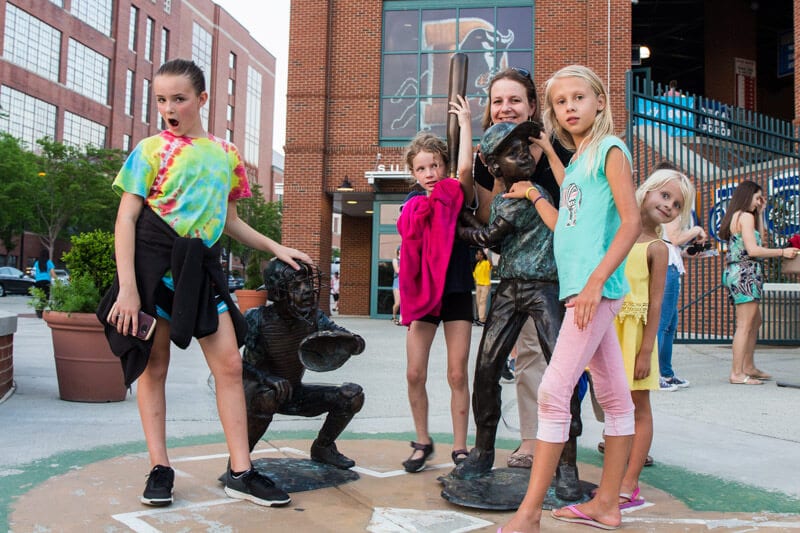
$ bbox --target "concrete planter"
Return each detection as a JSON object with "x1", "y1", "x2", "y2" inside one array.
[{"x1": 43, "y1": 311, "x2": 127, "y2": 402}]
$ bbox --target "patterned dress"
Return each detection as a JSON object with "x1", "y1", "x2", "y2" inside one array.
[
  {"x1": 615, "y1": 240, "x2": 661, "y2": 391},
  {"x1": 723, "y1": 231, "x2": 763, "y2": 304}
]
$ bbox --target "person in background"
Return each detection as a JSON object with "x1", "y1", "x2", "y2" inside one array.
[
  {"x1": 472, "y1": 248, "x2": 491, "y2": 326},
  {"x1": 391, "y1": 246, "x2": 401, "y2": 325},
  {"x1": 330, "y1": 271, "x2": 340, "y2": 313},
  {"x1": 719, "y1": 180, "x2": 799, "y2": 385},
  {"x1": 32, "y1": 249, "x2": 56, "y2": 298}
]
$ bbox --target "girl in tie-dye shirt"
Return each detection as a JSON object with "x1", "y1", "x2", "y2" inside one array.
[{"x1": 105, "y1": 58, "x2": 310, "y2": 509}]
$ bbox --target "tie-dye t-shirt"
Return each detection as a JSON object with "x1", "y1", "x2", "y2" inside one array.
[{"x1": 113, "y1": 131, "x2": 251, "y2": 246}]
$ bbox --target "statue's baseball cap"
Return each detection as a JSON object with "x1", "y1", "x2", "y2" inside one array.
[{"x1": 480, "y1": 120, "x2": 543, "y2": 158}]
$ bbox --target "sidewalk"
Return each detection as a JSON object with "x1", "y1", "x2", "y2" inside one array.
[{"x1": 1, "y1": 294, "x2": 799, "y2": 531}]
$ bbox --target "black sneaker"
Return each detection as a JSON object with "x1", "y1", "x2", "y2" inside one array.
[
  {"x1": 224, "y1": 468, "x2": 291, "y2": 507},
  {"x1": 310, "y1": 440, "x2": 356, "y2": 469},
  {"x1": 140, "y1": 465, "x2": 174, "y2": 506}
]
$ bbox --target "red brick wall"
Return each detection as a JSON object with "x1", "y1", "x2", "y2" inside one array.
[
  {"x1": 0, "y1": 333, "x2": 13, "y2": 399},
  {"x1": 795, "y1": 0, "x2": 800, "y2": 126},
  {"x1": 285, "y1": 0, "x2": 634, "y2": 315}
]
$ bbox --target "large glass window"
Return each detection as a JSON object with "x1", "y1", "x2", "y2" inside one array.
[
  {"x1": 141, "y1": 79, "x2": 151, "y2": 124},
  {"x1": 160, "y1": 28, "x2": 169, "y2": 66},
  {"x1": 128, "y1": 6, "x2": 138, "y2": 51},
  {"x1": 125, "y1": 70, "x2": 134, "y2": 116},
  {"x1": 381, "y1": 1, "x2": 533, "y2": 143},
  {"x1": 244, "y1": 66, "x2": 262, "y2": 165},
  {"x1": 66, "y1": 39, "x2": 110, "y2": 104},
  {"x1": 63, "y1": 111, "x2": 106, "y2": 148},
  {"x1": 0, "y1": 86, "x2": 57, "y2": 149},
  {"x1": 144, "y1": 17, "x2": 154, "y2": 62},
  {"x1": 71, "y1": 0, "x2": 112, "y2": 36},
  {"x1": 3, "y1": 5, "x2": 61, "y2": 83},
  {"x1": 192, "y1": 22, "x2": 213, "y2": 130}
]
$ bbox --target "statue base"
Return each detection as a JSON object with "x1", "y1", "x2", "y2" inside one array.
[
  {"x1": 440, "y1": 467, "x2": 596, "y2": 511},
  {"x1": 219, "y1": 457, "x2": 360, "y2": 493}
]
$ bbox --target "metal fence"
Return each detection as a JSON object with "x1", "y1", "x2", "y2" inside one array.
[{"x1": 625, "y1": 72, "x2": 800, "y2": 344}]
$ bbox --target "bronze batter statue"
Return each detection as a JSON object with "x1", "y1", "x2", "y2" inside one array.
[
  {"x1": 242, "y1": 259, "x2": 365, "y2": 470},
  {"x1": 450, "y1": 121, "x2": 583, "y2": 501}
]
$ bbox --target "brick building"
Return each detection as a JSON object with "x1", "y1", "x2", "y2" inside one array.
[
  {"x1": 283, "y1": 0, "x2": 799, "y2": 321},
  {"x1": 0, "y1": 0, "x2": 279, "y2": 269}
]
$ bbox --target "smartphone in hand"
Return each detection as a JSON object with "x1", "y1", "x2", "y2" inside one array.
[{"x1": 130, "y1": 311, "x2": 157, "y2": 341}]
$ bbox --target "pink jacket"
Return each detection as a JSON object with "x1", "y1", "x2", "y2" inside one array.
[{"x1": 396, "y1": 179, "x2": 463, "y2": 325}]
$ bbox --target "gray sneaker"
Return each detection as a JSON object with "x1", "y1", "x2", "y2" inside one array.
[
  {"x1": 224, "y1": 468, "x2": 291, "y2": 507},
  {"x1": 659, "y1": 377, "x2": 678, "y2": 391},
  {"x1": 665, "y1": 375, "x2": 690, "y2": 388}
]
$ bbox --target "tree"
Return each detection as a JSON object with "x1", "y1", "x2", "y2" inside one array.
[
  {"x1": 4, "y1": 138, "x2": 124, "y2": 260},
  {"x1": 0, "y1": 133, "x2": 37, "y2": 253},
  {"x1": 229, "y1": 182, "x2": 282, "y2": 287}
]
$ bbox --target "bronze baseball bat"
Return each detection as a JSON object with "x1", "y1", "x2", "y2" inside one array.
[{"x1": 446, "y1": 53, "x2": 468, "y2": 179}]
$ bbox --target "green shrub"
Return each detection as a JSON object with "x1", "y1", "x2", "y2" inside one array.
[
  {"x1": 61, "y1": 230, "x2": 116, "y2": 295},
  {"x1": 48, "y1": 275, "x2": 101, "y2": 313},
  {"x1": 244, "y1": 257, "x2": 265, "y2": 290},
  {"x1": 28, "y1": 286, "x2": 49, "y2": 312}
]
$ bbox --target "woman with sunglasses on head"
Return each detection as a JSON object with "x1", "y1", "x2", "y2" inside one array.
[{"x1": 458, "y1": 68, "x2": 582, "y2": 500}]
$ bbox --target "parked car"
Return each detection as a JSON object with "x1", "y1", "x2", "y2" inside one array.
[
  {"x1": 227, "y1": 275, "x2": 245, "y2": 292},
  {"x1": 0, "y1": 266, "x2": 36, "y2": 297},
  {"x1": 53, "y1": 269, "x2": 70, "y2": 284}
]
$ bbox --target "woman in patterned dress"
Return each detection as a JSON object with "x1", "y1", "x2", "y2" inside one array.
[{"x1": 719, "y1": 180, "x2": 799, "y2": 385}]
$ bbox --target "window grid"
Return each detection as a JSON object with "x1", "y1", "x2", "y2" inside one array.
[
  {"x1": 164, "y1": 0, "x2": 172, "y2": 15},
  {"x1": 70, "y1": 0, "x2": 112, "y2": 36},
  {"x1": 380, "y1": 2, "x2": 533, "y2": 143},
  {"x1": 144, "y1": 17, "x2": 154, "y2": 62},
  {"x1": 66, "y1": 39, "x2": 110, "y2": 105},
  {"x1": 160, "y1": 28, "x2": 169, "y2": 66},
  {"x1": 128, "y1": 6, "x2": 138, "y2": 51},
  {"x1": 3, "y1": 5, "x2": 61, "y2": 83},
  {"x1": 244, "y1": 66, "x2": 262, "y2": 165},
  {"x1": 122, "y1": 134, "x2": 131, "y2": 152},
  {"x1": 192, "y1": 22, "x2": 213, "y2": 130},
  {"x1": 142, "y1": 79, "x2": 151, "y2": 124},
  {"x1": 0, "y1": 86, "x2": 57, "y2": 149},
  {"x1": 125, "y1": 70, "x2": 134, "y2": 116},
  {"x1": 63, "y1": 111, "x2": 106, "y2": 148}
]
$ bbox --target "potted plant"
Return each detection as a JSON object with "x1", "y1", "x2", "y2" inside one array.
[
  {"x1": 41, "y1": 230, "x2": 127, "y2": 402},
  {"x1": 234, "y1": 256, "x2": 268, "y2": 313},
  {"x1": 28, "y1": 286, "x2": 48, "y2": 319}
]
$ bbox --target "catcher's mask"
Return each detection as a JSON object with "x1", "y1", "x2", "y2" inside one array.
[{"x1": 262, "y1": 259, "x2": 322, "y2": 322}]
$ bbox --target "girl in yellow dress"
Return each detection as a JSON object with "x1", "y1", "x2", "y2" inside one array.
[{"x1": 613, "y1": 168, "x2": 694, "y2": 508}]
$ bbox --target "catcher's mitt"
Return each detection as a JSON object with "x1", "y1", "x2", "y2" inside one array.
[{"x1": 298, "y1": 330, "x2": 365, "y2": 372}]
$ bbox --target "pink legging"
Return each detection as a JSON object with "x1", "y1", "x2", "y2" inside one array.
[{"x1": 537, "y1": 297, "x2": 634, "y2": 443}]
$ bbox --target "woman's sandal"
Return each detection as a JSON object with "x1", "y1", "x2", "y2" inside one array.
[
  {"x1": 451, "y1": 449, "x2": 469, "y2": 465},
  {"x1": 402, "y1": 440, "x2": 434, "y2": 473}
]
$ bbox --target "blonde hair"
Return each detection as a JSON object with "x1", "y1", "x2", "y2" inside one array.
[
  {"x1": 404, "y1": 131, "x2": 448, "y2": 183},
  {"x1": 635, "y1": 169, "x2": 695, "y2": 232},
  {"x1": 543, "y1": 65, "x2": 614, "y2": 175}
]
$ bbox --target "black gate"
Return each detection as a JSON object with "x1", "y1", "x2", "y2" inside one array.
[{"x1": 626, "y1": 72, "x2": 800, "y2": 344}]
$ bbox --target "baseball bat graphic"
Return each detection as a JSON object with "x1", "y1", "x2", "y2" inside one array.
[{"x1": 446, "y1": 52, "x2": 468, "y2": 179}]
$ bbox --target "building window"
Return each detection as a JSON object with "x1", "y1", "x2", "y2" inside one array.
[
  {"x1": 122, "y1": 134, "x2": 131, "y2": 152},
  {"x1": 229, "y1": 52, "x2": 236, "y2": 69},
  {"x1": 66, "y1": 39, "x2": 110, "y2": 104},
  {"x1": 227, "y1": 104, "x2": 234, "y2": 122},
  {"x1": 380, "y1": 2, "x2": 533, "y2": 142},
  {"x1": 228, "y1": 78, "x2": 235, "y2": 95},
  {"x1": 0, "y1": 86, "x2": 57, "y2": 149},
  {"x1": 164, "y1": 0, "x2": 172, "y2": 14},
  {"x1": 142, "y1": 79, "x2": 151, "y2": 124},
  {"x1": 160, "y1": 28, "x2": 169, "y2": 66},
  {"x1": 192, "y1": 22, "x2": 213, "y2": 130},
  {"x1": 63, "y1": 111, "x2": 106, "y2": 148},
  {"x1": 144, "y1": 17, "x2": 154, "y2": 62},
  {"x1": 128, "y1": 6, "x2": 138, "y2": 51},
  {"x1": 244, "y1": 66, "x2": 262, "y2": 165},
  {"x1": 125, "y1": 70, "x2": 134, "y2": 116},
  {"x1": 3, "y1": 5, "x2": 61, "y2": 83},
  {"x1": 71, "y1": 0, "x2": 112, "y2": 36},
  {"x1": 49, "y1": 0, "x2": 64, "y2": 6},
  {"x1": 226, "y1": 129, "x2": 233, "y2": 142}
]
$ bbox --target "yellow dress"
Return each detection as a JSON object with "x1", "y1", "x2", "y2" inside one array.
[{"x1": 615, "y1": 240, "x2": 661, "y2": 391}]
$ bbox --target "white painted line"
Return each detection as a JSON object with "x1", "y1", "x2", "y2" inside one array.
[
  {"x1": 623, "y1": 516, "x2": 800, "y2": 529},
  {"x1": 368, "y1": 507, "x2": 494, "y2": 532},
  {"x1": 112, "y1": 498, "x2": 234, "y2": 533}
]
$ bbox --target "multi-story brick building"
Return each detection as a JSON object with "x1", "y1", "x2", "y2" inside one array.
[
  {"x1": 283, "y1": 0, "x2": 799, "y2": 332},
  {"x1": 0, "y1": 0, "x2": 279, "y2": 268}
]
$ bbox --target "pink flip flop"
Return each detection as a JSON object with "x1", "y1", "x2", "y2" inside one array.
[
  {"x1": 618, "y1": 486, "x2": 645, "y2": 510},
  {"x1": 551, "y1": 505, "x2": 620, "y2": 530}
]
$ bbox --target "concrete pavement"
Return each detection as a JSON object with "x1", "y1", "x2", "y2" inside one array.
[{"x1": 1, "y1": 294, "x2": 799, "y2": 531}]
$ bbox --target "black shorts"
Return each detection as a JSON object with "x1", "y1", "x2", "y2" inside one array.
[{"x1": 418, "y1": 291, "x2": 473, "y2": 325}]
